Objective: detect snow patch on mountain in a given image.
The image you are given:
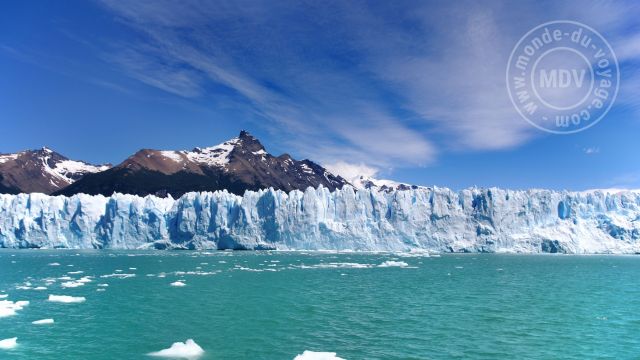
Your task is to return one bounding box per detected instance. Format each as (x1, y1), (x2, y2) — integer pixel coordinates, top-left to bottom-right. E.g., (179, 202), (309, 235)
(0, 153), (20, 164)
(183, 138), (239, 167)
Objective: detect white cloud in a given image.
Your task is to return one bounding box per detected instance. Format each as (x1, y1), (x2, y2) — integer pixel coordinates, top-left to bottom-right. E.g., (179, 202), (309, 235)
(324, 161), (379, 181)
(583, 147), (600, 155)
(93, 0), (640, 173)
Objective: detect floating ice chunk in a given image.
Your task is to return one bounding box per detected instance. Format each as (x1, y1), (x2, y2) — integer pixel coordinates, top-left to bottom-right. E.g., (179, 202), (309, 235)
(129, 267), (137, 270)
(298, 262), (372, 269)
(32, 318), (54, 325)
(61, 281), (84, 288)
(68, 271), (83, 274)
(34, 286), (47, 291)
(170, 281), (186, 287)
(0, 300), (28, 317)
(100, 273), (135, 279)
(148, 339), (204, 358)
(294, 350), (345, 360)
(48, 295), (86, 303)
(0, 294), (6, 299)
(97, 284), (109, 287)
(377, 261), (408, 268)
(0, 337), (17, 349)
(48, 263), (60, 266)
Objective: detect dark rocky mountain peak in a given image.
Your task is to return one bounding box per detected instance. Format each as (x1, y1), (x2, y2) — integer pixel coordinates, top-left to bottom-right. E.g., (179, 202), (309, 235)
(55, 131), (350, 198)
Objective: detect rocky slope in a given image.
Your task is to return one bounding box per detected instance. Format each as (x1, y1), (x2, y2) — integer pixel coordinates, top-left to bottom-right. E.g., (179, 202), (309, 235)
(56, 131), (348, 197)
(0, 148), (110, 194)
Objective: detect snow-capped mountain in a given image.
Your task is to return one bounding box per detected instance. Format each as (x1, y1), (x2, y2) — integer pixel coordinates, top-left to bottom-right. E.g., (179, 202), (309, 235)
(1, 187), (639, 253)
(56, 131), (349, 197)
(0, 148), (110, 194)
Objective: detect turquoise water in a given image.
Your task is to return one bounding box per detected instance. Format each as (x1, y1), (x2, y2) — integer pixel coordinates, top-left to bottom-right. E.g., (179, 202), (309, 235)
(0, 250), (638, 359)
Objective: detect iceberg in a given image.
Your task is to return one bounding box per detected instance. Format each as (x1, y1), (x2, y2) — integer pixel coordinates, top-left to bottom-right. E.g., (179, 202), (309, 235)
(0, 186), (639, 253)
(294, 351), (345, 360)
(148, 339), (204, 359)
(0, 337), (17, 350)
(48, 295), (86, 303)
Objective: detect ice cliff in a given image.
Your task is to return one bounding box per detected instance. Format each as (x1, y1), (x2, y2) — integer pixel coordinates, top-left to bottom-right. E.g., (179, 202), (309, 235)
(0, 186), (639, 253)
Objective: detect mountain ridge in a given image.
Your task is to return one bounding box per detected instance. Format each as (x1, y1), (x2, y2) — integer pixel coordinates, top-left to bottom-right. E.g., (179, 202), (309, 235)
(54, 131), (349, 197)
(0, 147), (110, 194)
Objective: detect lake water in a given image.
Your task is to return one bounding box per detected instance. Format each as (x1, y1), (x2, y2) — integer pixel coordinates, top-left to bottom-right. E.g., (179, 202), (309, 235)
(0, 250), (638, 359)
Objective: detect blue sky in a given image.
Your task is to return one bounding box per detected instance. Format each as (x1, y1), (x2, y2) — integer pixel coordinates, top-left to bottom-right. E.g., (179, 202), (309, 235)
(1, 0), (639, 190)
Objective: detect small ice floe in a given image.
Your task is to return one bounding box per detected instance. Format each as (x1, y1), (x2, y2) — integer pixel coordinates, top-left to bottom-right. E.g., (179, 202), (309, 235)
(299, 262), (372, 269)
(34, 287), (47, 291)
(129, 267), (137, 270)
(60, 277), (92, 288)
(48, 295), (86, 303)
(455, 266), (464, 269)
(378, 261), (409, 268)
(0, 300), (29, 318)
(67, 271), (83, 275)
(170, 281), (187, 287)
(61, 281), (83, 288)
(173, 271), (218, 276)
(97, 284), (109, 287)
(100, 273), (135, 279)
(96, 289), (106, 292)
(0, 294), (7, 299)
(0, 337), (17, 350)
(32, 318), (54, 325)
(48, 262), (60, 266)
(148, 339), (204, 358)
(294, 350), (345, 360)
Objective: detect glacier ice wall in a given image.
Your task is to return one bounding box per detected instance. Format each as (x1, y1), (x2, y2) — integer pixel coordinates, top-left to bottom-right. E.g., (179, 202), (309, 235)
(0, 187), (639, 253)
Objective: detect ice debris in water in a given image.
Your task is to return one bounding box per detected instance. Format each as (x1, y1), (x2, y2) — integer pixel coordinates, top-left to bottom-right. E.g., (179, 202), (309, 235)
(148, 339), (204, 359)
(48, 295), (85, 303)
(378, 261), (409, 268)
(0, 337), (17, 349)
(0, 300), (29, 317)
(294, 350), (345, 360)
(32, 318), (54, 325)
(170, 281), (187, 287)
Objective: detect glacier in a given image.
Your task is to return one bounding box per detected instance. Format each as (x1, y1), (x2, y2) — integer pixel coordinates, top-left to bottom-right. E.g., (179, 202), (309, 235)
(0, 186), (639, 253)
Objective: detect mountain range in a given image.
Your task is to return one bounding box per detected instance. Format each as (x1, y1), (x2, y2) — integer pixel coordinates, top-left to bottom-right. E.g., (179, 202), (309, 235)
(0, 147), (109, 195)
(0, 131), (350, 197)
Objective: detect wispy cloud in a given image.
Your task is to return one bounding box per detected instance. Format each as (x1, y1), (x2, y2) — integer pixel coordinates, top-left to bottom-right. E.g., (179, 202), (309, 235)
(92, 0), (640, 175)
(96, 0), (436, 170)
(583, 147), (600, 155)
